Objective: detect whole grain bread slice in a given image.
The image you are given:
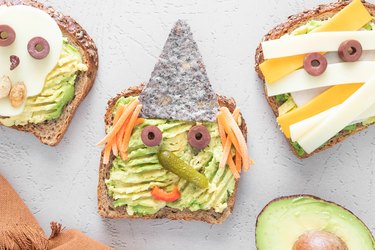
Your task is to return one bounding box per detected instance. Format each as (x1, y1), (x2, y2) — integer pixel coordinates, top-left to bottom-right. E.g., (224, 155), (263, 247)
(0, 0), (98, 146)
(97, 84), (247, 224)
(255, 0), (375, 158)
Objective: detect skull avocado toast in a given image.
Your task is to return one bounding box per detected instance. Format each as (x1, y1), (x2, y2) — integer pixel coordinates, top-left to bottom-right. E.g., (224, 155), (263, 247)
(97, 20), (253, 224)
(256, 0), (375, 158)
(0, 0), (98, 146)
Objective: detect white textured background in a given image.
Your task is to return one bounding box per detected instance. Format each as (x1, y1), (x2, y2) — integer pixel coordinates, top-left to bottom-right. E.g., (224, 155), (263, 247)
(1, 0), (375, 249)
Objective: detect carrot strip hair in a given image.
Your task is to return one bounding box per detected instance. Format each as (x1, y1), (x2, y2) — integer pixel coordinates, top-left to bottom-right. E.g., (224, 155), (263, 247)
(122, 105), (143, 154)
(96, 99), (138, 146)
(235, 150), (241, 173)
(103, 140), (113, 164)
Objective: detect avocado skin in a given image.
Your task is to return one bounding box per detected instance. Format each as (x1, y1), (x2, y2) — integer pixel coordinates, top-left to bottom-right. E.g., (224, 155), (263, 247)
(255, 195), (375, 250)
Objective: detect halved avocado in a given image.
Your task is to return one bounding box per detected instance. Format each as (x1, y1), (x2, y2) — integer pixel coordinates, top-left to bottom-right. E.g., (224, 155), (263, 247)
(256, 195), (375, 250)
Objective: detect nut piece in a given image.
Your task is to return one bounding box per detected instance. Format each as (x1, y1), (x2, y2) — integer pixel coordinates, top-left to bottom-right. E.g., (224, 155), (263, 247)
(0, 75), (12, 99)
(9, 82), (27, 108)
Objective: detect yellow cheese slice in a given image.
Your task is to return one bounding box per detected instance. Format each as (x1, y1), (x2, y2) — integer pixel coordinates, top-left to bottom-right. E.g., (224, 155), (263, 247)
(277, 83), (363, 138)
(298, 74), (375, 154)
(260, 0), (372, 84)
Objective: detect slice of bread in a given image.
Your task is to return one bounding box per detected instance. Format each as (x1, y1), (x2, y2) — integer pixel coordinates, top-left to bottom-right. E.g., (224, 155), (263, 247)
(255, 0), (375, 158)
(97, 84), (247, 224)
(0, 0), (98, 146)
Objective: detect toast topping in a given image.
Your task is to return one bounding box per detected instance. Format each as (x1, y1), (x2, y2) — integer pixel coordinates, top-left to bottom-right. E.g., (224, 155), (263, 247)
(338, 40), (362, 62)
(0, 75), (11, 98)
(141, 125), (163, 147)
(27, 36), (50, 60)
(139, 20), (219, 122)
(0, 5), (62, 117)
(258, 0), (375, 155)
(187, 125), (211, 150)
(0, 24), (15, 46)
(303, 53), (327, 76)
(9, 82), (26, 108)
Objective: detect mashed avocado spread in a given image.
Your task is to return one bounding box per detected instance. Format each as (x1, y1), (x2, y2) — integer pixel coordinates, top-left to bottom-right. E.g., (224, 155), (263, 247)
(0, 39), (87, 126)
(277, 20), (375, 156)
(106, 96), (236, 215)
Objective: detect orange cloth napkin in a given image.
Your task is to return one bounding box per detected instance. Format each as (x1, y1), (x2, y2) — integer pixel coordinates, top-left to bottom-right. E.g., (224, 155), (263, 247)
(0, 176), (111, 250)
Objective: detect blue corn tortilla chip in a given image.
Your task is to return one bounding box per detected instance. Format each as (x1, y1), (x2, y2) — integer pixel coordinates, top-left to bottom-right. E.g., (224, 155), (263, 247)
(139, 20), (219, 122)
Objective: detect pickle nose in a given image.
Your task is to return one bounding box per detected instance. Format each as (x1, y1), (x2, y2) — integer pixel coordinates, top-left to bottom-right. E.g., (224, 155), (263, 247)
(10, 55), (20, 71)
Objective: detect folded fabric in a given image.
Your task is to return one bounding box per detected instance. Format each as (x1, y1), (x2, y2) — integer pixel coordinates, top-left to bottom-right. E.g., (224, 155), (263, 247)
(0, 176), (111, 250)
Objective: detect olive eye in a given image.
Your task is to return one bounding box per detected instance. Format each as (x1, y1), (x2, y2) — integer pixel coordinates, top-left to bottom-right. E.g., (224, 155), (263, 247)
(0, 25), (16, 47)
(27, 37), (50, 59)
(188, 125), (211, 150)
(303, 52), (327, 76)
(338, 40), (362, 62)
(141, 126), (162, 147)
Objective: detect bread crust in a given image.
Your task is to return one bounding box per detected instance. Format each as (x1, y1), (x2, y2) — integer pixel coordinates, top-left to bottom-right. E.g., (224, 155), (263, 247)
(255, 0), (375, 158)
(0, 0), (99, 146)
(97, 84), (247, 224)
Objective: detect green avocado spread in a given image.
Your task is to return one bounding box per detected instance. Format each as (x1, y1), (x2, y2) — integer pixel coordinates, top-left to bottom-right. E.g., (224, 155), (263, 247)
(278, 20), (375, 157)
(0, 39), (87, 126)
(105, 96), (236, 215)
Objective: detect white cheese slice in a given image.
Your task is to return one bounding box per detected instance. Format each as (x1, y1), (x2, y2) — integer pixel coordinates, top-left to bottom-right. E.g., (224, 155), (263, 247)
(291, 102), (375, 142)
(291, 87), (329, 107)
(266, 61), (375, 96)
(0, 5), (62, 117)
(297, 74), (375, 154)
(262, 31), (375, 59)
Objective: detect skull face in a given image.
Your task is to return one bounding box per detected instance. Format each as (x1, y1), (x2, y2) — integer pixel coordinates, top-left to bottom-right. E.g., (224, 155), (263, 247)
(0, 5), (62, 117)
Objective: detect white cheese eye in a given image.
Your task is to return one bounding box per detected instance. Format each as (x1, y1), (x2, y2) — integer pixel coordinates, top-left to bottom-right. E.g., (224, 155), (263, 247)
(0, 24), (16, 47)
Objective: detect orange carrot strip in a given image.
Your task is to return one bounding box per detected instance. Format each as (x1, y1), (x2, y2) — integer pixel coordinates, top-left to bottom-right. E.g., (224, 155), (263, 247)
(220, 107), (251, 168)
(96, 99), (139, 146)
(112, 141), (118, 156)
(103, 141), (112, 164)
(227, 155), (240, 179)
(113, 103), (125, 124)
(122, 104), (143, 154)
(219, 112), (243, 160)
(134, 118), (144, 126)
(235, 150), (241, 173)
(117, 116), (131, 156)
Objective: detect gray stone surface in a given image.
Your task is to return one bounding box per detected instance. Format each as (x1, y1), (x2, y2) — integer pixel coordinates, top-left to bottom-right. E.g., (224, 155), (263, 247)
(1, 0), (374, 249)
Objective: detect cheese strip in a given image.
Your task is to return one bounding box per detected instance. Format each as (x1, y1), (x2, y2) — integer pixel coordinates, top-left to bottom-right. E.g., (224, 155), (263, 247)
(267, 62), (375, 96)
(277, 83), (362, 138)
(291, 101), (375, 142)
(298, 74), (375, 154)
(259, 0), (372, 84)
(262, 31), (375, 59)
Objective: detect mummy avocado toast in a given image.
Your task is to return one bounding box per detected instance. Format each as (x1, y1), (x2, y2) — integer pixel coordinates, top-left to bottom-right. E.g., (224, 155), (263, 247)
(0, 0), (98, 145)
(256, 195), (375, 250)
(97, 20), (252, 223)
(256, 0), (375, 158)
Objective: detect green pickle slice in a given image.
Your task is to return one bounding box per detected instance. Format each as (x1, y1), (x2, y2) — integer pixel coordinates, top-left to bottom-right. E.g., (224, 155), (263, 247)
(157, 150), (209, 189)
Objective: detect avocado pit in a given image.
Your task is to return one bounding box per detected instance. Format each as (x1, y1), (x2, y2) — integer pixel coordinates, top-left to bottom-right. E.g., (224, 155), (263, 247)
(293, 231), (348, 250)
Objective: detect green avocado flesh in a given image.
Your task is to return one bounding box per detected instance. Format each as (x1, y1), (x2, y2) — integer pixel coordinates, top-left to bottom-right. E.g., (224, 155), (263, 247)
(105, 96), (236, 215)
(277, 20), (375, 156)
(0, 39), (87, 126)
(256, 196), (375, 250)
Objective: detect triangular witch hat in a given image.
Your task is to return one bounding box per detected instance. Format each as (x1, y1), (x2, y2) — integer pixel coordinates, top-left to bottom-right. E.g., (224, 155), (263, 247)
(139, 20), (219, 122)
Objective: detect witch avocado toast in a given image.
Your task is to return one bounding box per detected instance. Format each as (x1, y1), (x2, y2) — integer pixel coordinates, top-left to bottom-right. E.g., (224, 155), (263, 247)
(97, 20), (253, 224)
(0, 0), (98, 146)
(256, 0), (375, 158)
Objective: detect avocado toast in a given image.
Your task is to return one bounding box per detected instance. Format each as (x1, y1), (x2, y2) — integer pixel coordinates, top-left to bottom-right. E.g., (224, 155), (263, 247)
(97, 20), (252, 224)
(255, 0), (375, 158)
(0, 0), (98, 146)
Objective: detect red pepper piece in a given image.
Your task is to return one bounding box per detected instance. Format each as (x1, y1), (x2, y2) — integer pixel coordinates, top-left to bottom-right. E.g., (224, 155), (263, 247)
(151, 186), (180, 202)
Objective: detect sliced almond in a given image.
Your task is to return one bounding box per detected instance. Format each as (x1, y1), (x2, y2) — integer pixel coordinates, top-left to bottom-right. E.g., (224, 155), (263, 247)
(9, 82), (27, 108)
(0, 75), (12, 99)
